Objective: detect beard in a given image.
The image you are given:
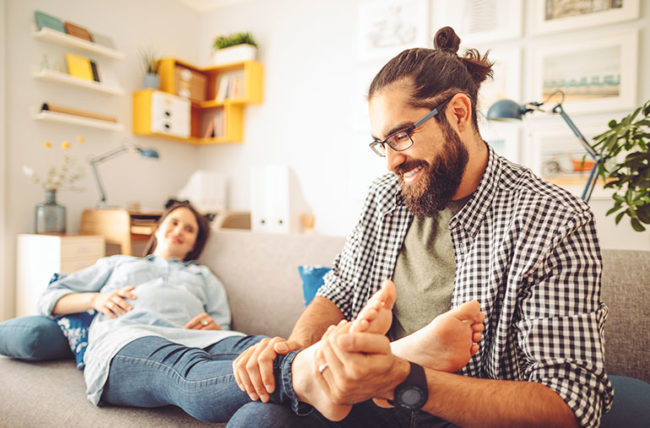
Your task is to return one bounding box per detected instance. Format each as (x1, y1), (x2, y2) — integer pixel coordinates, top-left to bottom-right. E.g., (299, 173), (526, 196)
(395, 119), (469, 217)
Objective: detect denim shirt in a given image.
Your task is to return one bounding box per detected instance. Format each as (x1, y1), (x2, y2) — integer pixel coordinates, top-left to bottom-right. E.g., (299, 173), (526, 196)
(38, 255), (243, 405)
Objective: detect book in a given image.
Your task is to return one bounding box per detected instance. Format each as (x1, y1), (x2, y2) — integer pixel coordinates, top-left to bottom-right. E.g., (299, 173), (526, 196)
(90, 61), (101, 82)
(63, 21), (94, 42)
(34, 11), (65, 33)
(65, 53), (94, 81)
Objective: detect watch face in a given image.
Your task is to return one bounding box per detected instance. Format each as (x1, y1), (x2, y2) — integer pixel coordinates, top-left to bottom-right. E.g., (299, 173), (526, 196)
(400, 387), (424, 407)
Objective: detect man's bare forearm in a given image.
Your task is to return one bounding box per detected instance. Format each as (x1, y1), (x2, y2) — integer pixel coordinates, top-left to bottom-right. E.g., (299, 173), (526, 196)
(419, 369), (579, 428)
(288, 297), (344, 347)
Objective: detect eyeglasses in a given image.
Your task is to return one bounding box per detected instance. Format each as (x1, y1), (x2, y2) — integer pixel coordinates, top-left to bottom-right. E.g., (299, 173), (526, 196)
(369, 96), (453, 157)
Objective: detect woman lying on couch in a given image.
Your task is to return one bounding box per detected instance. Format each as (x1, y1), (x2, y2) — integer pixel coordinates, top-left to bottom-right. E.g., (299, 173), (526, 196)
(38, 200), (485, 423)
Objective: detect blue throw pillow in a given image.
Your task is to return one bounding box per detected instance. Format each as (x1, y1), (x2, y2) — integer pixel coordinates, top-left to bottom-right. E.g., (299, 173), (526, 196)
(56, 310), (96, 369)
(0, 315), (72, 361)
(47, 272), (96, 369)
(297, 265), (331, 306)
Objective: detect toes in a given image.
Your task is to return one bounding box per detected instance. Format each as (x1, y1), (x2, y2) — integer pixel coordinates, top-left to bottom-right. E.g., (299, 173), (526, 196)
(470, 343), (479, 356)
(472, 331), (482, 342)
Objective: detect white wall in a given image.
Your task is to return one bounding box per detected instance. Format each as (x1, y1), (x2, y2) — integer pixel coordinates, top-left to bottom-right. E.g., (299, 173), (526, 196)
(195, 0), (650, 248)
(1, 0), (204, 320)
(1, 0), (8, 319)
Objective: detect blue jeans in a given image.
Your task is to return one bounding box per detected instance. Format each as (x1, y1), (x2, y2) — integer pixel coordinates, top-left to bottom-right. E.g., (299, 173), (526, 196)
(101, 335), (301, 422)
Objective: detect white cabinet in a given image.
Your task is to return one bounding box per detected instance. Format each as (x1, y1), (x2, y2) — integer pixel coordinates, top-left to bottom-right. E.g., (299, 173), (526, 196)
(16, 234), (105, 317)
(150, 91), (191, 138)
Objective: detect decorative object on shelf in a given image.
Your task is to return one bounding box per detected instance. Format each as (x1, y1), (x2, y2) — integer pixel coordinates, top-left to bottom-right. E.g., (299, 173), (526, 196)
(140, 48), (160, 89)
(89, 144), (160, 207)
(24, 137), (86, 234)
(63, 21), (93, 42)
(212, 32), (258, 65)
(487, 90), (603, 202)
(590, 99), (650, 232)
(34, 10), (65, 33)
(65, 53), (99, 82)
(40, 102), (117, 123)
(531, 0), (640, 35)
(35, 189), (67, 234)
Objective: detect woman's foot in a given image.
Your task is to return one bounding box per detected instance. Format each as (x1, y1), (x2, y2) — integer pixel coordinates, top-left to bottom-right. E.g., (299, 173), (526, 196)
(391, 300), (485, 372)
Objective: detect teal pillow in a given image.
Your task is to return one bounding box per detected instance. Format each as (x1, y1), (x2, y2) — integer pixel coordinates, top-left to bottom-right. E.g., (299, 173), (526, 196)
(0, 315), (72, 361)
(297, 265), (331, 306)
(56, 311), (96, 369)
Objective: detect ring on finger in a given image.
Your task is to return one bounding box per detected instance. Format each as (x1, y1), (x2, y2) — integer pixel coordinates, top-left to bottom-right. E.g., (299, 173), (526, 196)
(318, 363), (329, 374)
(201, 319), (209, 326)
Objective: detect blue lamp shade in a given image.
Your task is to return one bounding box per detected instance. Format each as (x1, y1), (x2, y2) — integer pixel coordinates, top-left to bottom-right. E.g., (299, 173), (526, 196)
(487, 99), (526, 121)
(136, 147), (159, 159)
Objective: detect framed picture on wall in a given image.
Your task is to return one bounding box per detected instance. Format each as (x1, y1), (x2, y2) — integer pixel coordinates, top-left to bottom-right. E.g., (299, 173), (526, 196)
(531, 0), (640, 35)
(530, 128), (615, 200)
(477, 46), (521, 118)
(431, 0), (522, 45)
(357, 0), (429, 63)
(481, 121), (520, 164)
(530, 30), (638, 114)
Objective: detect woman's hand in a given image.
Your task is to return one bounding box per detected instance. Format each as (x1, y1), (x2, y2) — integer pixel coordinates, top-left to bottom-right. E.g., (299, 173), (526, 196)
(184, 312), (221, 330)
(91, 286), (138, 319)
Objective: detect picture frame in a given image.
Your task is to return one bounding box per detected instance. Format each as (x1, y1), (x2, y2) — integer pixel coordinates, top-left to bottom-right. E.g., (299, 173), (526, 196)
(357, 0), (429, 63)
(530, 128), (615, 200)
(431, 0), (522, 45)
(481, 121), (520, 164)
(477, 46), (521, 119)
(531, 0), (640, 35)
(529, 30), (638, 115)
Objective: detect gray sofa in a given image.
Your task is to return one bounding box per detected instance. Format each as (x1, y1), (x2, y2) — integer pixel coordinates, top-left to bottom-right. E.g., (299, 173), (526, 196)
(0, 230), (648, 427)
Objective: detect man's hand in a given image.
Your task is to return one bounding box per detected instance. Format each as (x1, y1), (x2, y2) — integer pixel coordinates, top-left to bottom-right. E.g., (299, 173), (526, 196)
(184, 312), (221, 330)
(232, 337), (301, 402)
(314, 321), (410, 405)
(91, 286), (137, 318)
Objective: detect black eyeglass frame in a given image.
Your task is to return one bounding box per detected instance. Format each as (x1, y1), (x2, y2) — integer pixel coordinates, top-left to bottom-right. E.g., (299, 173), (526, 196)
(369, 96), (453, 157)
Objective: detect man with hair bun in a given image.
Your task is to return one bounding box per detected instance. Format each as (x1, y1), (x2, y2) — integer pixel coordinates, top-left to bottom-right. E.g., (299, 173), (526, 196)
(230, 26), (613, 427)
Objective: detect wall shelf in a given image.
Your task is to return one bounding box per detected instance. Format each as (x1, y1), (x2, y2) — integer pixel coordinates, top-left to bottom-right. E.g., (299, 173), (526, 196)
(33, 110), (124, 131)
(33, 27), (125, 60)
(33, 69), (124, 95)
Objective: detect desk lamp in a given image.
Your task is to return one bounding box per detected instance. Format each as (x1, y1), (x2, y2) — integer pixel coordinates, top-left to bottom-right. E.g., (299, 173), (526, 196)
(89, 144), (160, 207)
(487, 91), (603, 202)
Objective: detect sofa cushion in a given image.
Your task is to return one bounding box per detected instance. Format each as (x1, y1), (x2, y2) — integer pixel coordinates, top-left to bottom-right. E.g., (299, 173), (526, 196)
(297, 265), (331, 305)
(0, 315), (72, 361)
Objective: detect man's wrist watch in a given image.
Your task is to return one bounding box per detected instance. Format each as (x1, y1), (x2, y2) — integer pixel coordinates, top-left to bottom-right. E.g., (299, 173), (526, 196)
(391, 361), (428, 411)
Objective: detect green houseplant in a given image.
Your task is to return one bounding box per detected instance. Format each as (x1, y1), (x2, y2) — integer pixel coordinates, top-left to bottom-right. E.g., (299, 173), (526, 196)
(592, 99), (650, 232)
(212, 32), (258, 65)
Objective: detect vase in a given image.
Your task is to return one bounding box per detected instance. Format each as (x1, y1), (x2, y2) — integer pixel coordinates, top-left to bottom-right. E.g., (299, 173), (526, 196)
(35, 189), (66, 234)
(143, 73), (160, 89)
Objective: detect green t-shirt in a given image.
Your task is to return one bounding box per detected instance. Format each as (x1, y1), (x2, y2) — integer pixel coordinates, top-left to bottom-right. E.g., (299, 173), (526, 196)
(388, 199), (467, 340)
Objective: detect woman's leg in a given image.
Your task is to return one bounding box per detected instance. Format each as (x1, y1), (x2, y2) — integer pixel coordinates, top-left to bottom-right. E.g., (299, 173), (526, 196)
(102, 335), (265, 422)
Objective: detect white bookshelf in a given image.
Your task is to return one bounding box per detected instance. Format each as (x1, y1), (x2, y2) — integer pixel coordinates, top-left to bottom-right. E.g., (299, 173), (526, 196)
(33, 69), (124, 95)
(33, 27), (125, 60)
(33, 110), (124, 131)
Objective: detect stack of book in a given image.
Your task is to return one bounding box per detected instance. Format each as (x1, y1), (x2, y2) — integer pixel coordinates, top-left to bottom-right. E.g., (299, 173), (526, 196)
(202, 109), (226, 139)
(215, 71), (246, 101)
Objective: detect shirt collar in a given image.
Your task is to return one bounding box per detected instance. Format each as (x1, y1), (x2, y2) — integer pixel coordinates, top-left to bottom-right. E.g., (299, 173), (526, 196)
(449, 143), (501, 237)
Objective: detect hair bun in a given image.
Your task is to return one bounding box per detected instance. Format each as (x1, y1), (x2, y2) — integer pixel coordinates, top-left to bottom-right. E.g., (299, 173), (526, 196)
(433, 26), (461, 54)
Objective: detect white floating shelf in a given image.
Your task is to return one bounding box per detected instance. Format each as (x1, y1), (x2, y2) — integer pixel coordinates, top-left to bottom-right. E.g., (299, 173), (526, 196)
(33, 110), (124, 131)
(33, 69), (124, 95)
(34, 27), (125, 60)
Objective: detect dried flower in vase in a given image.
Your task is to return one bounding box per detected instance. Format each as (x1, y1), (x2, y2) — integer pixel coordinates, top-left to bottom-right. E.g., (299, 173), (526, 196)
(23, 135), (86, 192)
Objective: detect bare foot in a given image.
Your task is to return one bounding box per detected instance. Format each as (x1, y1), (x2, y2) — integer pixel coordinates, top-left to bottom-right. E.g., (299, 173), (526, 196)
(390, 300), (485, 373)
(351, 279), (396, 334)
(290, 280), (397, 421)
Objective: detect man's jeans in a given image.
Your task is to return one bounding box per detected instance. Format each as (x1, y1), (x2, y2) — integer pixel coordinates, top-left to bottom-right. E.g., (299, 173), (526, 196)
(101, 335), (301, 423)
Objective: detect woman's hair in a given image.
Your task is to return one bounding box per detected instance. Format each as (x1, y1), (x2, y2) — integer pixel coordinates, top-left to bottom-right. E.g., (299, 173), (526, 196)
(368, 26), (494, 131)
(143, 201), (211, 262)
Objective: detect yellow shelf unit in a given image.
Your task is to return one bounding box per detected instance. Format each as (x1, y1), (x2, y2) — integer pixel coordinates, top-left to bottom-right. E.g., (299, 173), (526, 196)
(132, 57), (263, 145)
(133, 89), (245, 144)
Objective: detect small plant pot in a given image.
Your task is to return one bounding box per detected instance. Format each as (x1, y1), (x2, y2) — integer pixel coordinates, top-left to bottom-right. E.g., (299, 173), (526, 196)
(143, 73), (160, 89)
(212, 44), (257, 65)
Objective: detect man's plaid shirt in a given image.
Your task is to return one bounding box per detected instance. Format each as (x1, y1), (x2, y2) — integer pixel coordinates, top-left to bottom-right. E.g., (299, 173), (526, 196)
(317, 146), (613, 427)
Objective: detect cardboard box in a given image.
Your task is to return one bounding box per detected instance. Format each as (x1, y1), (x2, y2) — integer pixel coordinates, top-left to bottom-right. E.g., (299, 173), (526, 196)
(174, 65), (207, 102)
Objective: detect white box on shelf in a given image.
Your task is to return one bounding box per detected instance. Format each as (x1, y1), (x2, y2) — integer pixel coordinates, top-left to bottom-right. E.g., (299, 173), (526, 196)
(251, 165), (310, 234)
(212, 44), (257, 65)
(150, 91), (190, 138)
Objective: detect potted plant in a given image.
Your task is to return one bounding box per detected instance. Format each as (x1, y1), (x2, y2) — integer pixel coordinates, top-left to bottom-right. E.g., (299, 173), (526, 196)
(140, 48), (160, 89)
(212, 32), (258, 65)
(592, 99), (650, 231)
